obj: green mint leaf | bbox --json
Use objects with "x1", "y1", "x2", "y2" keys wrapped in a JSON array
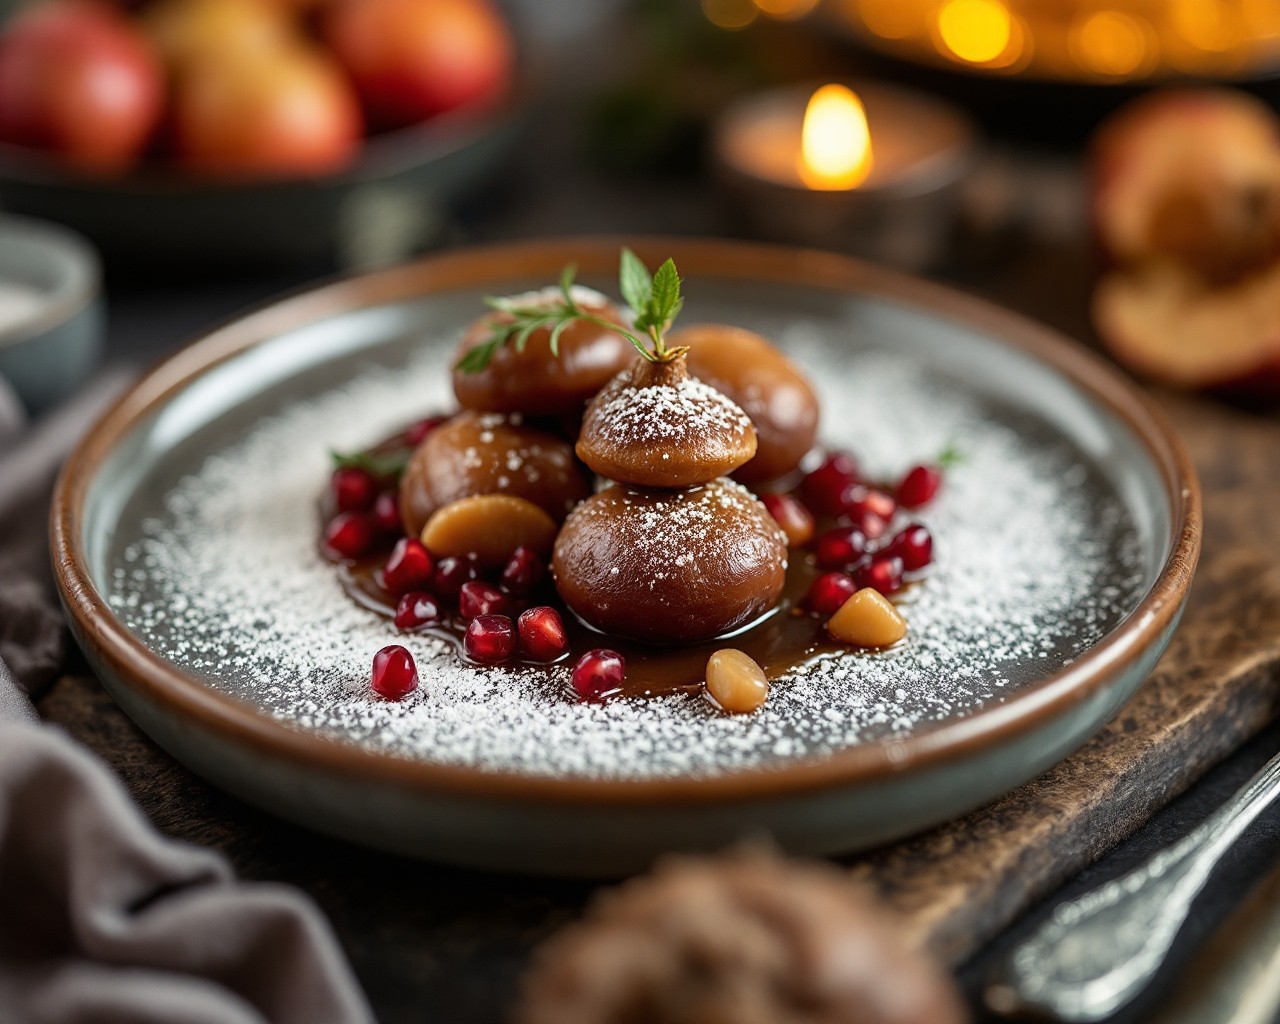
[
  {"x1": 619, "y1": 247, "x2": 653, "y2": 323},
  {"x1": 330, "y1": 448, "x2": 411, "y2": 479},
  {"x1": 648, "y1": 258, "x2": 681, "y2": 328}
]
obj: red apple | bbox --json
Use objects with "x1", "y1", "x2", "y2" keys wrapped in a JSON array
[
  {"x1": 325, "y1": 0, "x2": 512, "y2": 129},
  {"x1": 0, "y1": 2, "x2": 163, "y2": 172},
  {"x1": 171, "y1": 46, "x2": 362, "y2": 177},
  {"x1": 1091, "y1": 89, "x2": 1280, "y2": 391}
]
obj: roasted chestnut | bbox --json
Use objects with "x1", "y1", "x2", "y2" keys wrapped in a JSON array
[
  {"x1": 576, "y1": 355, "x2": 757, "y2": 488},
  {"x1": 552, "y1": 478, "x2": 787, "y2": 645},
  {"x1": 399, "y1": 411, "x2": 590, "y2": 537},
  {"x1": 674, "y1": 324, "x2": 820, "y2": 485},
  {"x1": 451, "y1": 287, "x2": 637, "y2": 417}
]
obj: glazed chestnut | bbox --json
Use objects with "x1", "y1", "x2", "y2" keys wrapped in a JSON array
[
  {"x1": 576, "y1": 355, "x2": 757, "y2": 488},
  {"x1": 552, "y1": 478, "x2": 787, "y2": 645},
  {"x1": 399, "y1": 411, "x2": 590, "y2": 537},
  {"x1": 674, "y1": 324, "x2": 820, "y2": 485},
  {"x1": 452, "y1": 287, "x2": 636, "y2": 416}
]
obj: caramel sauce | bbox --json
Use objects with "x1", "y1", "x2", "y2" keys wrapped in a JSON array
[{"x1": 324, "y1": 428, "x2": 920, "y2": 702}]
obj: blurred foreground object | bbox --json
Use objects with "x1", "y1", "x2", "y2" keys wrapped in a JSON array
[
  {"x1": 518, "y1": 849, "x2": 967, "y2": 1024},
  {"x1": 1090, "y1": 89, "x2": 1280, "y2": 392}
]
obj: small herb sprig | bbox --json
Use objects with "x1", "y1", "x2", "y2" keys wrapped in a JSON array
[
  {"x1": 329, "y1": 448, "x2": 411, "y2": 479},
  {"x1": 455, "y1": 248, "x2": 688, "y2": 374},
  {"x1": 937, "y1": 444, "x2": 964, "y2": 470}
]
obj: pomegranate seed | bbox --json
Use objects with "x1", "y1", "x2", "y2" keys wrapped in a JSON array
[
  {"x1": 518, "y1": 606, "x2": 569, "y2": 661},
  {"x1": 464, "y1": 614, "x2": 516, "y2": 664},
  {"x1": 432, "y1": 554, "x2": 481, "y2": 601},
  {"x1": 761, "y1": 493, "x2": 815, "y2": 546},
  {"x1": 856, "y1": 554, "x2": 905, "y2": 595},
  {"x1": 371, "y1": 490, "x2": 402, "y2": 534},
  {"x1": 571, "y1": 649, "x2": 625, "y2": 702},
  {"x1": 406, "y1": 415, "x2": 448, "y2": 446},
  {"x1": 394, "y1": 591, "x2": 441, "y2": 631},
  {"x1": 887, "y1": 525, "x2": 933, "y2": 571},
  {"x1": 501, "y1": 545, "x2": 545, "y2": 595},
  {"x1": 898, "y1": 464, "x2": 942, "y2": 509},
  {"x1": 380, "y1": 538, "x2": 434, "y2": 595},
  {"x1": 843, "y1": 508, "x2": 891, "y2": 542},
  {"x1": 324, "y1": 512, "x2": 373, "y2": 559},
  {"x1": 841, "y1": 485, "x2": 897, "y2": 523},
  {"x1": 800, "y1": 452, "x2": 860, "y2": 515},
  {"x1": 371, "y1": 645, "x2": 418, "y2": 699},
  {"x1": 332, "y1": 467, "x2": 376, "y2": 512},
  {"x1": 813, "y1": 526, "x2": 869, "y2": 570},
  {"x1": 458, "y1": 580, "x2": 510, "y2": 620},
  {"x1": 806, "y1": 572, "x2": 858, "y2": 615}
]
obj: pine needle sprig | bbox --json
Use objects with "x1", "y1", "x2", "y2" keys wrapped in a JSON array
[{"x1": 455, "y1": 247, "x2": 687, "y2": 373}]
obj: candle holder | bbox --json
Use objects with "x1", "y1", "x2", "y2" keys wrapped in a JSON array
[{"x1": 712, "y1": 80, "x2": 978, "y2": 270}]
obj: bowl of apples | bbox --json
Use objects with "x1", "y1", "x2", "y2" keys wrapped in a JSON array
[{"x1": 0, "y1": 0, "x2": 525, "y2": 274}]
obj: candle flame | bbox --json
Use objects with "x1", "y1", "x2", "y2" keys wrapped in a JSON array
[{"x1": 799, "y1": 84, "x2": 873, "y2": 190}]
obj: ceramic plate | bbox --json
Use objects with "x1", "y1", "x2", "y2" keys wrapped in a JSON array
[{"x1": 53, "y1": 239, "x2": 1200, "y2": 875}]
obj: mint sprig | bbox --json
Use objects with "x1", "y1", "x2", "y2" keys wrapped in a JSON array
[{"x1": 455, "y1": 247, "x2": 687, "y2": 373}]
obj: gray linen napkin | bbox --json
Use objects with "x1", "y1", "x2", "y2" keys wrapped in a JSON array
[{"x1": 0, "y1": 376, "x2": 373, "y2": 1024}]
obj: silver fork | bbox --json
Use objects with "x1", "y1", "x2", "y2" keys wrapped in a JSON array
[{"x1": 984, "y1": 748, "x2": 1280, "y2": 1022}]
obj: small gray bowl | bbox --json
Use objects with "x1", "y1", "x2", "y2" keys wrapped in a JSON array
[{"x1": 0, "y1": 215, "x2": 103, "y2": 413}]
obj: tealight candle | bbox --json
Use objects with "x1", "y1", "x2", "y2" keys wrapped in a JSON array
[{"x1": 713, "y1": 80, "x2": 978, "y2": 269}]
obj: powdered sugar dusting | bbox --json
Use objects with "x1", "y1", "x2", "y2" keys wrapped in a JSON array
[
  {"x1": 106, "y1": 319, "x2": 1146, "y2": 781},
  {"x1": 588, "y1": 369, "x2": 752, "y2": 448}
]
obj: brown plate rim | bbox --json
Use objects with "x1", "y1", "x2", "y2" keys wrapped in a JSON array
[{"x1": 50, "y1": 236, "x2": 1202, "y2": 807}]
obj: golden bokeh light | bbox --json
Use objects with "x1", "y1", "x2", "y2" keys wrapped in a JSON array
[
  {"x1": 798, "y1": 84, "x2": 874, "y2": 190},
  {"x1": 1072, "y1": 10, "x2": 1152, "y2": 78},
  {"x1": 701, "y1": 0, "x2": 758, "y2": 31},
  {"x1": 936, "y1": 0, "x2": 1015, "y2": 64},
  {"x1": 1170, "y1": 0, "x2": 1240, "y2": 52}
]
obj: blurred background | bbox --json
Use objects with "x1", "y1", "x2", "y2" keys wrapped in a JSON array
[
  {"x1": 2, "y1": 0, "x2": 1280, "y2": 415},
  {"x1": 6, "y1": 3, "x2": 1280, "y2": 1022}
]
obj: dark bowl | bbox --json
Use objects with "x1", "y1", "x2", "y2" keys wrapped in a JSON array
[{"x1": 0, "y1": 79, "x2": 532, "y2": 278}]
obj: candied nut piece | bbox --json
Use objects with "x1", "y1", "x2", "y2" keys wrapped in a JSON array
[
  {"x1": 705, "y1": 649, "x2": 768, "y2": 714},
  {"x1": 827, "y1": 588, "x2": 908, "y2": 648},
  {"x1": 552, "y1": 478, "x2": 787, "y2": 646},
  {"x1": 576, "y1": 354, "x2": 757, "y2": 488},
  {"x1": 517, "y1": 850, "x2": 968, "y2": 1024},
  {"x1": 452, "y1": 287, "x2": 636, "y2": 416},
  {"x1": 399, "y1": 411, "x2": 589, "y2": 536},
  {"x1": 420, "y1": 494, "x2": 557, "y2": 570},
  {"x1": 676, "y1": 324, "x2": 820, "y2": 485}
]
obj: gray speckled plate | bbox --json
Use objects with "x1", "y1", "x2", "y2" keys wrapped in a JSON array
[{"x1": 52, "y1": 239, "x2": 1200, "y2": 876}]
